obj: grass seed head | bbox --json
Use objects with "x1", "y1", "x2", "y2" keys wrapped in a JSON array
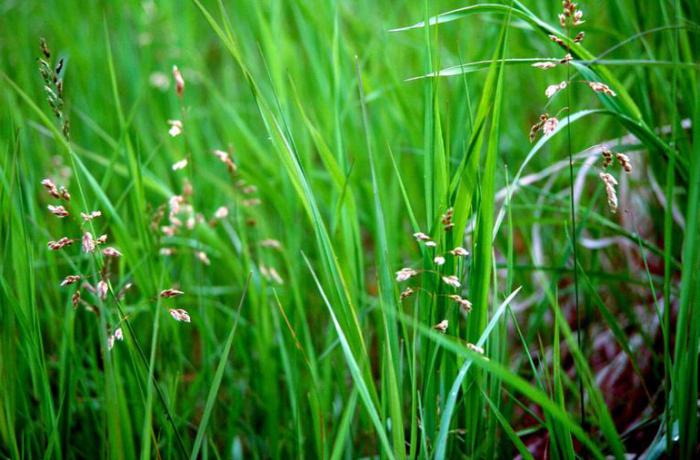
[
  {"x1": 48, "y1": 204, "x2": 69, "y2": 217},
  {"x1": 41, "y1": 178, "x2": 61, "y2": 198},
  {"x1": 396, "y1": 267, "x2": 418, "y2": 282},
  {"x1": 542, "y1": 117, "x2": 559, "y2": 136},
  {"x1": 549, "y1": 34, "x2": 565, "y2": 46},
  {"x1": 81, "y1": 210, "x2": 102, "y2": 221},
  {"x1": 434, "y1": 320, "x2": 448, "y2": 333},
  {"x1": 48, "y1": 237, "x2": 74, "y2": 250},
  {"x1": 82, "y1": 232, "x2": 95, "y2": 253},
  {"x1": 616, "y1": 153, "x2": 632, "y2": 173},
  {"x1": 167, "y1": 119, "x2": 183, "y2": 137},
  {"x1": 169, "y1": 308, "x2": 191, "y2": 323},
  {"x1": 172, "y1": 65, "x2": 185, "y2": 97},
  {"x1": 102, "y1": 247, "x2": 122, "y2": 257},
  {"x1": 172, "y1": 159, "x2": 188, "y2": 171},
  {"x1": 160, "y1": 288, "x2": 184, "y2": 298},
  {"x1": 97, "y1": 280, "x2": 108, "y2": 300},
  {"x1": 602, "y1": 148, "x2": 614, "y2": 168},
  {"x1": 71, "y1": 290, "x2": 80, "y2": 308},
  {"x1": 399, "y1": 287, "x2": 415, "y2": 301},
  {"x1": 441, "y1": 275, "x2": 461, "y2": 289},
  {"x1": 545, "y1": 81, "x2": 568, "y2": 98},
  {"x1": 260, "y1": 239, "x2": 282, "y2": 250},
  {"x1": 214, "y1": 206, "x2": 229, "y2": 219},
  {"x1": 196, "y1": 251, "x2": 211, "y2": 266},
  {"x1": 599, "y1": 172, "x2": 619, "y2": 213},
  {"x1": 587, "y1": 81, "x2": 616, "y2": 96},
  {"x1": 413, "y1": 231, "x2": 430, "y2": 241},
  {"x1": 60, "y1": 275, "x2": 81, "y2": 287}
]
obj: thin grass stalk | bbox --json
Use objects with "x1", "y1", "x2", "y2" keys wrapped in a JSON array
[{"x1": 563, "y1": 10, "x2": 585, "y2": 429}]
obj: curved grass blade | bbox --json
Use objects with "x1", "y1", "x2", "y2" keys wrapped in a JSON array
[{"x1": 190, "y1": 274, "x2": 251, "y2": 460}]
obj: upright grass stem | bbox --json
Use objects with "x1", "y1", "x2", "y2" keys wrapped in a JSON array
[{"x1": 564, "y1": 14, "x2": 585, "y2": 430}]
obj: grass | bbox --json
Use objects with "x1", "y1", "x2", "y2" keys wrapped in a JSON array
[{"x1": 0, "y1": 0, "x2": 698, "y2": 458}]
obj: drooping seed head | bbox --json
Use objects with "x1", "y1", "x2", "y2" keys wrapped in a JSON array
[
  {"x1": 169, "y1": 308, "x2": 191, "y2": 323},
  {"x1": 195, "y1": 251, "x2": 211, "y2": 266},
  {"x1": 172, "y1": 65, "x2": 185, "y2": 97},
  {"x1": 60, "y1": 275, "x2": 81, "y2": 287},
  {"x1": 48, "y1": 204, "x2": 69, "y2": 218},
  {"x1": 459, "y1": 298, "x2": 472, "y2": 314},
  {"x1": 160, "y1": 288, "x2": 184, "y2": 298},
  {"x1": 102, "y1": 247, "x2": 122, "y2": 258},
  {"x1": 167, "y1": 119, "x2": 183, "y2": 137},
  {"x1": 41, "y1": 178, "x2": 61, "y2": 198},
  {"x1": 213, "y1": 149, "x2": 237, "y2": 173},
  {"x1": 267, "y1": 267, "x2": 284, "y2": 285},
  {"x1": 434, "y1": 320, "x2": 448, "y2": 333},
  {"x1": 441, "y1": 275, "x2": 461, "y2": 289},
  {"x1": 413, "y1": 231, "x2": 430, "y2": 241},
  {"x1": 59, "y1": 186, "x2": 71, "y2": 201},
  {"x1": 542, "y1": 117, "x2": 559, "y2": 137},
  {"x1": 616, "y1": 153, "x2": 632, "y2": 173},
  {"x1": 395, "y1": 267, "x2": 418, "y2": 282},
  {"x1": 80, "y1": 210, "x2": 102, "y2": 221},
  {"x1": 399, "y1": 287, "x2": 415, "y2": 301},
  {"x1": 549, "y1": 34, "x2": 565, "y2": 46},
  {"x1": 48, "y1": 237, "x2": 74, "y2": 251},
  {"x1": 545, "y1": 81, "x2": 567, "y2": 98},
  {"x1": 82, "y1": 232, "x2": 96, "y2": 253},
  {"x1": 97, "y1": 280, "x2": 108, "y2": 300},
  {"x1": 450, "y1": 247, "x2": 469, "y2": 257},
  {"x1": 260, "y1": 239, "x2": 282, "y2": 250},
  {"x1": 587, "y1": 81, "x2": 616, "y2": 96},
  {"x1": 434, "y1": 256, "x2": 446, "y2": 266},
  {"x1": 172, "y1": 159, "x2": 188, "y2": 171},
  {"x1": 214, "y1": 206, "x2": 229, "y2": 219},
  {"x1": 72, "y1": 291, "x2": 81, "y2": 307},
  {"x1": 599, "y1": 172, "x2": 619, "y2": 213},
  {"x1": 601, "y1": 148, "x2": 614, "y2": 168}
]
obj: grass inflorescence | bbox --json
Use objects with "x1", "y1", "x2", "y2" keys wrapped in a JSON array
[{"x1": 0, "y1": 0, "x2": 698, "y2": 458}]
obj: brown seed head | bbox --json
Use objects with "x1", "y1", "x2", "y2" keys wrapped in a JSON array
[
  {"x1": 172, "y1": 65, "x2": 185, "y2": 97},
  {"x1": 434, "y1": 320, "x2": 448, "y2": 333},
  {"x1": 588, "y1": 81, "x2": 616, "y2": 96},
  {"x1": 400, "y1": 287, "x2": 415, "y2": 301},
  {"x1": 616, "y1": 153, "x2": 632, "y2": 173},
  {"x1": 169, "y1": 308, "x2": 191, "y2": 323},
  {"x1": 48, "y1": 204, "x2": 69, "y2": 218},
  {"x1": 160, "y1": 288, "x2": 184, "y2": 298},
  {"x1": 60, "y1": 275, "x2": 81, "y2": 287}
]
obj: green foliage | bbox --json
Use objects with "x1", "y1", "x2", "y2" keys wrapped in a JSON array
[{"x1": 0, "y1": 0, "x2": 698, "y2": 458}]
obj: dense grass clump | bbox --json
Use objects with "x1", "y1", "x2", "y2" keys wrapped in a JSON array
[{"x1": 1, "y1": 0, "x2": 698, "y2": 458}]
